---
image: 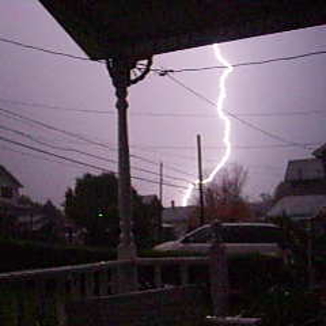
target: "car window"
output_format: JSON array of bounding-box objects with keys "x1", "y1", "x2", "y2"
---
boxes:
[
  {"x1": 221, "y1": 225, "x2": 284, "y2": 244},
  {"x1": 181, "y1": 224, "x2": 286, "y2": 245},
  {"x1": 182, "y1": 227, "x2": 213, "y2": 243}
]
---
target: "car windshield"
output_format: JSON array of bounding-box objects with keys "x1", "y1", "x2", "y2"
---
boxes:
[{"x1": 182, "y1": 226, "x2": 213, "y2": 243}]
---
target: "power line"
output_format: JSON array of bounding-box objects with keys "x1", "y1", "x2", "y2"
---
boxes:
[
  {"x1": 0, "y1": 106, "x2": 197, "y2": 178},
  {"x1": 0, "y1": 124, "x2": 192, "y2": 185},
  {"x1": 0, "y1": 102, "x2": 318, "y2": 154},
  {"x1": 0, "y1": 142, "x2": 193, "y2": 197},
  {"x1": 233, "y1": 110, "x2": 326, "y2": 117},
  {"x1": 0, "y1": 143, "x2": 285, "y2": 191},
  {"x1": 0, "y1": 135, "x2": 189, "y2": 190},
  {"x1": 1, "y1": 35, "x2": 322, "y2": 176},
  {"x1": 1, "y1": 96, "x2": 324, "y2": 118},
  {"x1": 166, "y1": 74, "x2": 313, "y2": 150},
  {"x1": 135, "y1": 143, "x2": 319, "y2": 150},
  {"x1": 0, "y1": 35, "x2": 323, "y2": 148},
  {"x1": 0, "y1": 124, "x2": 116, "y2": 164},
  {"x1": 0, "y1": 106, "x2": 190, "y2": 176},
  {"x1": 0, "y1": 36, "x2": 99, "y2": 63},
  {"x1": 0, "y1": 144, "x2": 84, "y2": 169},
  {"x1": 159, "y1": 49, "x2": 326, "y2": 74},
  {"x1": 0, "y1": 106, "x2": 117, "y2": 150},
  {"x1": 0, "y1": 104, "x2": 193, "y2": 177},
  {"x1": 1, "y1": 35, "x2": 326, "y2": 73},
  {"x1": 0, "y1": 97, "x2": 115, "y2": 114},
  {"x1": 0, "y1": 102, "x2": 319, "y2": 174}
]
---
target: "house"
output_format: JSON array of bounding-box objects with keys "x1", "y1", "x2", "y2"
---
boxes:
[
  {"x1": 0, "y1": 165, "x2": 24, "y2": 235},
  {"x1": 140, "y1": 194, "x2": 163, "y2": 243},
  {"x1": 313, "y1": 143, "x2": 326, "y2": 162},
  {"x1": 267, "y1": 195, "x2": 326, "y2": 220},
  {"x1": 162, "y1": 202, "x2": 196, "y2": 238},
  {"x1": 0, "y1": 165, "x2": 23, "y2": 206},
  {"x1": 0, "y1": 165, "x2": 65, "y2": 241},
  {"x1": 274, "y1": 158, "x2": 326, "y2": 200},
  {"x1": 267, "y1": 143, "x2": 326, "y2": 224}
]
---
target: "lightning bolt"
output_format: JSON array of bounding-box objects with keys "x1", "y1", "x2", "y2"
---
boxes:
[{"x1": 182, "y1": 44, "x2": 233, "y2": 206}]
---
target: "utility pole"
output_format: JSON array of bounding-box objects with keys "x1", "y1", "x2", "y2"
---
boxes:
[
  {"x1": 197, "y1": 134, "x2": 205, "y2": 225},
  {"x1": 158, "y1": 162, "x2": 163, "y2": 242},
  {"x1": 307, "y1": 217, "x2": 315, "y2": 290},
  {"x1": 159, "y1": 162, "x2": 163, "y2": 204}
]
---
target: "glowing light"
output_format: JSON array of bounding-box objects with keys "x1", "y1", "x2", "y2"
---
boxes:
[{"x1": 182, "y1": 44, "x2": 233, "y2": 206}]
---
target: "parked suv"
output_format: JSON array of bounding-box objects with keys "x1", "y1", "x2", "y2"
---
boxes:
[{"x1": 154, "y1": 222, "x2": 289, "y2": 257}]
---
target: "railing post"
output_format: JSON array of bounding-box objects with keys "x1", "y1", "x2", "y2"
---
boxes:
[
  {"x1": 181, "y1": 264, "x2": 189, "y2": 286},
  {"x1": 35, "y1": 279, "x2": 47, "y2": 325},
  {"x1": 154, "y1": 265, "x2": 163, "y2": 288},
  {"x1": 70, "y1": 274, "x2": 82, "y2": 299},
  {"x1": 55, "y1": 278, "x2": 67, "y2": 326},
  {"x1": 99, "y1": 270, "x2": 109, "y2": 296},
  {"x1": 116, "y1": 260, "x2": 138, "y2": 293},
  {"x1": 110, "y1": 266, "x2": 119, "y2": 294},
  {"x1": 209, "y1": 221, "x2": 229, "y2": 316},
  {"x1": 85, "y1": 272, "x2": 96, "y2": 297}
]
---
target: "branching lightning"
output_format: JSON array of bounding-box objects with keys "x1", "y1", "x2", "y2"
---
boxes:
[{"x1": 182, "y1": 44, "x2": 233, "y2": 206}]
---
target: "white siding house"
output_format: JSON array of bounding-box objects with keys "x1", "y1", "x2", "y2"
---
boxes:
[
  {"x1": 267, "y1": 195, "x2": 326, "y2": 221},
  {"x1": 285, "y1": 159, "x2": 325, "y2": 182},
  {"x1": 268, "y1": 143, "x2": 326, "y2": 221}
]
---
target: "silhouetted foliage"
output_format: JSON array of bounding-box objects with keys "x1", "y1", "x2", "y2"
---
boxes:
[
  {"x1": 64, "y1": 172, "x2": 157, "y2": 249},
  {"x1": 190, "y1": 164, "x2": 252, "y2": 228},
  {"x1": 246, "y1": 285, "x2": 325, "y2": 326}
]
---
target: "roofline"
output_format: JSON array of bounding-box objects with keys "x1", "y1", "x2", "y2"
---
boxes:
[
  {"x1": 0, "y1": 165, "x2": 23, "y2": 188},
  {"x1": 287, "y1": 158, "x2": 321, "y2": 164}
]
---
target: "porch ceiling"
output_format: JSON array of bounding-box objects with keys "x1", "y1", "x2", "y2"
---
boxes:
[{"x1": 39, "y1": 0, "x2": 326, "y2": 60}]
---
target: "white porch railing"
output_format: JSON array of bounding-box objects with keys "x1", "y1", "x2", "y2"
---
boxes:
[{"x1": 0, "y1": 257, "x2": 209, "y2": 326}]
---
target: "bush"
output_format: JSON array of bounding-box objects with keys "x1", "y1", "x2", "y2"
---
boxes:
[
  {"x1": 244, "y1": 285, "x2": 325, "y2": 326},
  {"x1": 0, "y1": 238, "x2": 116, "y2": 272},
  {"x1": 227, "y1": 254, "x2": 293, "y2": 293}
]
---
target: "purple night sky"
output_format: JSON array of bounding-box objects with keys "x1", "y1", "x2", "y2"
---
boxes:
[{"x1": 0, "y1": 1, "x2": 325, "y2": 208}]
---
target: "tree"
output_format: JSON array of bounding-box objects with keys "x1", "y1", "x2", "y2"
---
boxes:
[
  {"x1": 64, "y1": 172, "x2": 156, "y2": 249},
  {"x1": 189, "y1": 163, "x2": 252, "y2": 228},
  {"x1": 39, "y1": 200, "x2": 64, "y2": 242}
]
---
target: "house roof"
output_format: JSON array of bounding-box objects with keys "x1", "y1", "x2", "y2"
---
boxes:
[
  {"x1": 285, "y1": 158, "x2": 325, "y2": 182},
  {"x1": 141, "y1": 195, "x2": 159, "y2": 205},
  {"x1": 0, "y1": 165, "x2": 23, "y2": 188},
  {"x1": 267, "y1": 195, "x2": 326, "y2": 220},
  {"x1": 313, "y1": 143, "x2": 326, "y2": 159},
  {"x1": 162, "y1": 206, "x2": 196, "y2": 223}
]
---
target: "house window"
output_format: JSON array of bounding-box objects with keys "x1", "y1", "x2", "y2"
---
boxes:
[{"x1": 1, "y1": 187, "x2": 13, "y2": 199}]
